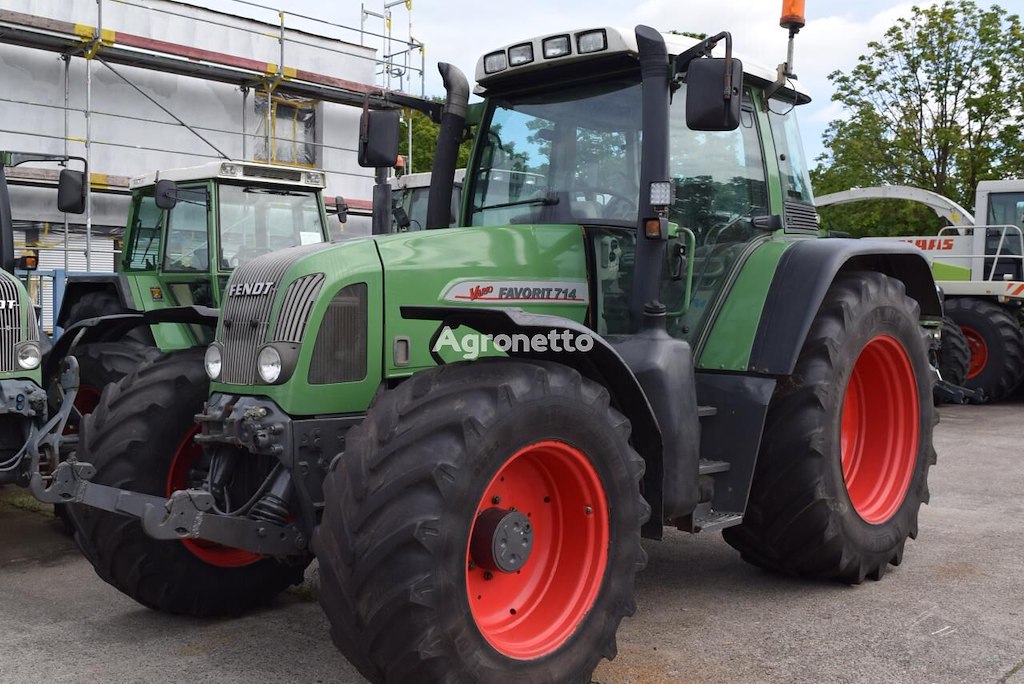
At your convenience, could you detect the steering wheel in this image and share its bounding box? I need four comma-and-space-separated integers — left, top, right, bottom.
574, 186, 636, 220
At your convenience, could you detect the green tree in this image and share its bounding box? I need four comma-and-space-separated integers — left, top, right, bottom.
812, 1, 1024, 236
398, 103, 472, 174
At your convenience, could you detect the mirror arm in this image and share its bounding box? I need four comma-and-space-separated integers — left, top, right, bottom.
674, 31, 731, 78
674, 31, 735, 101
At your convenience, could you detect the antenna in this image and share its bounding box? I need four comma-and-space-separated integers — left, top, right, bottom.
765, 0, 806, 102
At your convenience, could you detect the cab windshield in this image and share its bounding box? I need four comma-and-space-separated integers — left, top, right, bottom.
469, 79, 642, 227
218, 184, 325, 269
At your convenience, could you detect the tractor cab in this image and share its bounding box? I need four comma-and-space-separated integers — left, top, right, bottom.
56, 161, 329, 349
124, 161, 328, 307
467, 28, 816, 350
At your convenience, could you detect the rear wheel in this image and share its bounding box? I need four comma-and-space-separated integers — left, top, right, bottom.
724, 272, 936, 583
935, 316, 970, 388
945, 297, 1024, 402
63, 290, 154, 346
314, 359, 649, 683
70, 348, 304, 615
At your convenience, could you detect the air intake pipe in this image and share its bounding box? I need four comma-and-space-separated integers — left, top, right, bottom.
425, 63, 470, 230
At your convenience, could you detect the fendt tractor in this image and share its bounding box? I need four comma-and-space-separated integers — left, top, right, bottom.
47, 160, 335, 418
0, 152, 85, 491
818, 182, 1024, 402
30, 5, 940, 682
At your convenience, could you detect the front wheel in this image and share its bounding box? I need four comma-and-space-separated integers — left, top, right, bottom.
314, 359, 649, 684
724, 272, 936, 583
71, 348, 305, 615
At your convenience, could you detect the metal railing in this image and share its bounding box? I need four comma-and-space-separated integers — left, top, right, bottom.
936, 224, 1024, 281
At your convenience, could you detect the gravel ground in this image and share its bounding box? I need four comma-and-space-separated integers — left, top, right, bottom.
1, 400, 1021, 683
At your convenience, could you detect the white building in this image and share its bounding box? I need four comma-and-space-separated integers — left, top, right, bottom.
1, 0, 399, 278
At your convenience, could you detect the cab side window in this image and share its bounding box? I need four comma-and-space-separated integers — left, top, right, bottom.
163, 187, 210, 272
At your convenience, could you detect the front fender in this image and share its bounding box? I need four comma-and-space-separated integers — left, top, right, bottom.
747, 238, 940, 375
401, 305, 665, 539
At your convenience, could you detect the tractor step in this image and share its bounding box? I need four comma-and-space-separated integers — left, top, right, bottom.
692, 508, 744, 532
698, 459, 730, 475
697, 405, 717, 418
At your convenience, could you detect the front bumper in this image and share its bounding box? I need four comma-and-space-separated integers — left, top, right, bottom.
35, 383, 362, 558
0, 377, 48, 485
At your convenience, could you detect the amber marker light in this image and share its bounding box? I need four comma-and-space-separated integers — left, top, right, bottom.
781, 0, 806, 30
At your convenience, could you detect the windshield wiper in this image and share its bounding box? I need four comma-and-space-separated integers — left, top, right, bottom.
243, 187, 308, 196
476, 195, 559, 211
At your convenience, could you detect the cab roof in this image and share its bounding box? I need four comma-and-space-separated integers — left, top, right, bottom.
129, 161, 326, 190
475, 26, 811, 104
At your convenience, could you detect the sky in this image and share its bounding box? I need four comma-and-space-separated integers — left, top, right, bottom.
196, 0, 1024, 164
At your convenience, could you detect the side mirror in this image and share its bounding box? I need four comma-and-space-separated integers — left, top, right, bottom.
56, 169, 86, 214
335, 196, 348, 224
358, 109, 401, 168
154, 178, 178, 210
685, 57, 743, 132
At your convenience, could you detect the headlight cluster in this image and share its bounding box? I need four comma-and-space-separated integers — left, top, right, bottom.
257, 346, 282, 384
204, 343, 222, 380
205, 342, 298, 385
15, 342, 41, 370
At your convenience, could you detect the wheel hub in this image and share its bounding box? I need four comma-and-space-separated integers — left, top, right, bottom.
470, 507, 533, 573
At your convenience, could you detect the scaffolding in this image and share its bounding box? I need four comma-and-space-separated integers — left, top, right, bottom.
0, 0, 427, 270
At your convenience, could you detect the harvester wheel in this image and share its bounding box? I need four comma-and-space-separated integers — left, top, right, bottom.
314, 359, 649, 683
723, 272, 935, 583
935, 316, 970, 389
69, 348, 304, 616
944, 297, 1024, 402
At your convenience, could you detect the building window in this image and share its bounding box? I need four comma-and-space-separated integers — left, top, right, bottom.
248, 92, 319, 167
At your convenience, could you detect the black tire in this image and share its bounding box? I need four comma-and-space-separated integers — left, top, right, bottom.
936, 316, 970, 388
723, 272, 936, 583
70, 348, 304, 616
314, 359, 649, 684
64, 290, 154, 345
53, 342, 160, 534
944, 297, 1024, 402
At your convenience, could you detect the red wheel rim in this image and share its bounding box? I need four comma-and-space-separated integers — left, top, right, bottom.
840, 335, 920, 524
64, 385, 102, 435
466, 440, 609, 660
960, 326, 988, 379
167, 426, 261, 568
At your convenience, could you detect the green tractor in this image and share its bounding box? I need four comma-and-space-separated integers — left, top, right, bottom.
48, 160, 334, 418
0, 152, 86, 490
33, 15, 939, 684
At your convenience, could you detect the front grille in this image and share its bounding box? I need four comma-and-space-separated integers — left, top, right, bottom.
785, 201, 820, 231
309, 283, 367, 385
274, 273, 325, 343
219, 243, 327, 384
0, 275, 22, 373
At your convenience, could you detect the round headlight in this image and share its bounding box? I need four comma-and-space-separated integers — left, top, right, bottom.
16, 342, 41, 370
204, 344, 222, 380
257, 346, 282, 384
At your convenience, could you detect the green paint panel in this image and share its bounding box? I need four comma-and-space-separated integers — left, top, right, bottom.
375, 224, 590, 375
932, 261, 971, 281
699, 239, 794, 371
126, 275, 196, 350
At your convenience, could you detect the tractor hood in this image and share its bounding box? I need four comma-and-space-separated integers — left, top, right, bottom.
0, 269, 41, 383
